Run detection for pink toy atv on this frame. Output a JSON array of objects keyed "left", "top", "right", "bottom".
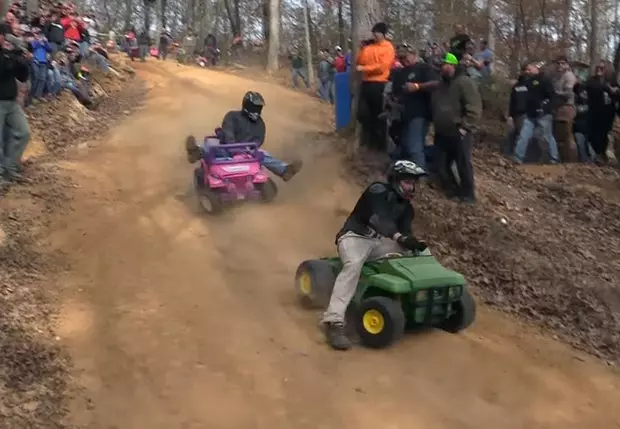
[{"left": 186, "top": 134, "right": 277, "bottom": 214}]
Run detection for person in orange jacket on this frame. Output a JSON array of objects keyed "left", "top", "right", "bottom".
[{"left": 355, "top": 22, "right": 395, "bottom": 152}]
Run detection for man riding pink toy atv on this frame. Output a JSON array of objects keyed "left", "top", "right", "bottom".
[{"left": 185, "top": 91, "right": 302, "bottom": 214}]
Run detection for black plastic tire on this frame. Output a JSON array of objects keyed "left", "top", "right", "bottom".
[
  {"left": 356, "top": 296, "right": 406, "bottom": 349},
  {"left": 294, "top": 259, "right": 337, "bottom": 309},
  {"left": 258, "top": 178, "right": 278, "bottom": 203},
  {"left": 440, "top": 289, "right": 477, "bottom": 333}
]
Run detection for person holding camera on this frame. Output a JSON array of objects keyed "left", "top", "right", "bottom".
[{"left": 0, "top": 23, "right": 31, "bottom": 183}]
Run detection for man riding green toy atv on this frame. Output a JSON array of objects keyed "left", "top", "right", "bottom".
[{"left": 294, "top": 160, "right": 476, "bottom": 350}]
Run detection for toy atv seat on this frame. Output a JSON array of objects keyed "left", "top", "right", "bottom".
[{"left": 295, "top": 253, "right": 476, "bottom": 349}]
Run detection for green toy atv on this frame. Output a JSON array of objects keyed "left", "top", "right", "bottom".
[{"left": 295, "top": 253, "right": 476, "bottom": 348}]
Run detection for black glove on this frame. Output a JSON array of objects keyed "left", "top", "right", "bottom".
[{"left": 397, "top": 235, "right": 427, "bottom": 252}]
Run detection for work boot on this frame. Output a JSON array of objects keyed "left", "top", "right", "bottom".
[
  {"left": 324, "top": 322, "right": 352, "bottom": 351},
  {"left": 281, "top": 160, "right": 302, "bottom": 182}
]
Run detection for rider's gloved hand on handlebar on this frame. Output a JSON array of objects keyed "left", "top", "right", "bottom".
[{"left": 397, "top": 235, "right": 427, "bottom": 253}]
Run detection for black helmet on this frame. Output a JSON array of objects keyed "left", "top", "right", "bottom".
[
  {"left": 242, "top": 91, "right": 265, "bottom": 121},
  {"left": 387, "top": 160, "right": 427, "bottom": 198}
]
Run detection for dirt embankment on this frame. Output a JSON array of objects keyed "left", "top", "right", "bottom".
[
  {"left": 343, "top": 128, "right": 620, "bottom": 366},
  {"left": 0, "top": 54, "right": 146, "bottom": 429}
]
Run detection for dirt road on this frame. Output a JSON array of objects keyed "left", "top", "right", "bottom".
[{"left": 48, "top": 62, "right": 620, "bottom": 429}]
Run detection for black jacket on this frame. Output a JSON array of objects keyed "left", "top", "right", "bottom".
[
  {"left": 337, "top": 182, "right": 414, "bottom": 243},
  {"left": 0, "top": 48, "right": 30, "bottom": 101},
  {"left": 44, "top": 21, "right": 65, "bottom": 44},
  {"left": 509, "top": 75, "right": 528, "bottom": 118},
  {"left": 584, "top": 76, "right": 616, "bottom": 121},
  {"left": 523, "top": 73, "right": 553, "bottom": 118},
  {"left": 221, "top": 110, "right": 266, "bottom": 146},
  {"left": 573, "top": 83, "right": 588, "bottom": 134}
]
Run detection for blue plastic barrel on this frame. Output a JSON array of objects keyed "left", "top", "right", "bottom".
[{"left": 334, "top": 72, "right": 352, "bottom": 131}]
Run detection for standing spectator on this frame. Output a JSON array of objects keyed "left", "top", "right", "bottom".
[
  {"left": 584, "top": 61, "right": 617, "bottom": 164},
  {"left": 512, "top": 61, "right": 560, "bottom": 165},
  {"left": 182, "top": 29, "right": 196, "bottom": 63},
  {"left": 356, "top": 22, "right": 395, "bottom": 152},
  {"left": 317, "top": 49, "right": 332, "bottom": 103},
  {"left": 503, "top": 64, "right": 529, "bottom": 156},
  {"left": 158, "top": 29, "right": 170, "bottom": 60},
  {"left": 61, "top": 12, "right": 83, "bottom": 46},
  {"left": 448, "top": 24, "right": 472, "bottom": 61},
  {"left": 344, "top": 39, "right": 352, "bottom": 71},
  {"left": 390, "top": 45, "right": 439, "bottom": 168},
  {"left": 289, "top": 48, "right": 309, "bottom": 89},
  {"left": 430, "top": 52, "right": 482, "bottom": 204},
  {"left": 230, "top": 32, "right": 242, "bottom": 62},
  {"left": 138, "top": 30, "right": 149, "bottom": 62},
  {"left": 44, "top": 12, "right": 64, "bottom": 53},
  {"left": 425, "top": 42, "right": 444, "bottom": 71},
  {"left": 29, "top": 28, "right": 52, "bottom": 103},
  {"left": 551, "top": 55, "right": 577, "bottom": 161},
  {"left": 474, "top": 40, "right": 493, "bottom": 77},
  {"left": 573, "top": 79, "right": 591, "bottom": 162},
  {"left": 333, "top": 46, "right": 347, "bottom": 73},
  {"left": 0, "top": 23, "right": 31, "bottom": 183}
]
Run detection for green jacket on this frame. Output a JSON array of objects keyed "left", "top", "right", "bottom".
[
  {"left": 431, "top": 70, "right": 482, "bottom": 134},
  {"left": 291, "top": 54, "right": 304, "bottom": 70}
]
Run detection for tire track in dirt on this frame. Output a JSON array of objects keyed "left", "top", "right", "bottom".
[{"left": 46, "top": 61, "right": 620, "bottom": 429}]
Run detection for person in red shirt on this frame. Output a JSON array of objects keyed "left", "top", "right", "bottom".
[
  {"left": 333, "top": 46, "right": 347, "bottom": 73},
  {"left": 61, "top": 14, "right": 83, "bottom": 43}
]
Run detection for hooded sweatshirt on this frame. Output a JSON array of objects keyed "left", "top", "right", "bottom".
[
  {"left": 430, "top": 68, "right": 482, "bottom": 135},
  {"left": 356, "top": 39, "right": 395, "bottom": 83}
]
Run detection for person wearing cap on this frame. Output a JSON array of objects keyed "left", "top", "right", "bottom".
[
  {"left": 355, "top": 22, "right": 395, "bottom": 152},
  {"left": 503, "top": 63, "right": 529, "bottom": 156},
  {"left": 430, "top": 52, "right": 481, "bottom": 204},
  {"left": 512, "top": 61, "right": 559, "bottom": 165},
  {"left": 551, "top": 55, "right": 577, "bottom": 161},
  {"left": 0, "top": 22, "right": 31, "bottom": 183},
  {"left": 448, "top": 24, "right": 472, "bottom": 61},
  {"left": 390, "top": 44, "right": 439, "bottom": 169},
  {"left": 333, "top": 46, "right": 347, "bottom": 73}
]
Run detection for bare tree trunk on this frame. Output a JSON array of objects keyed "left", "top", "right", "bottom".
[
  {"left": 589, "top": 0, "right": 598, "bottom": 67},
  {"left": 561, "top": 0, "right": 571, "bottom": 53},
  {"left": 487, "top": 0, "right": 495, "bottom": 73},
  {"left": 124, "top": 0, "right": 133, "bottom": 30},
  {"left": 303, "top": 0, "right": 315, "bottom": 85},
  {"left": 266, "top": 0, "right": 280, "bottom": 72},
  {"left": 154, "top": 0, "right": 162, "bottom": 43},
  {"left": 348, "top": 0, "right": 381, "bottom": 142},
  {"left": 263, "top": 0, "right": 270, "bottom": 41},
  {"left": 143, "top": 0, "right": 151, "bottom": 32},
  {"left": 338, "top": 0, "right": 345, "bottom": 48}
]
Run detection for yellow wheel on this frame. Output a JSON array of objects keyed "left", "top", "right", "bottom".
[
  {"left": 294, "top": 260, "right": 337, "bottom": 309},
  {"left": 356, "top": 296, "right": 405, "bottom": 348},
  {"left": 298, "top": 271, "right": 312, "bottom": 295},
  {"left": 362, "top": 309, "right": 385, "bottom": 334}
]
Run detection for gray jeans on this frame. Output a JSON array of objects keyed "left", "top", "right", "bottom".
[
  {"left": 321, "top": 231, "right": 431, "bottom": 324},
  {"left": 0, "top": 100, "right": 31, "bottom": 175}
]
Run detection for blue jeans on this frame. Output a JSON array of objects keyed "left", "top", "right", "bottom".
[
  {"left": 30, "top": 62, "right": 48, "bottom": 99},
  {"left": 46, "top": 67, "right": 62, "bottom": 95},
  {"left": 399, "top": 117, "right": 429, "bottom": 168},
  {"left": 292, "top": 68, "right": 309, "bottom": 88},
  {"left": 318, "top": 79, "right": 332, "bottom": 103},
  {"left": 92, "top": 52, "right": 110, "bottom": 72},
  {"left": 79, "top": 41, "right": 89, "bottom": 57},
  {"left": 514, "top": 115, "right": 559, "bottom": 163},
  {"left": 574, "top": 132, "right": 592, "bottom": 162},
  {"left": 260, "top": 150, "right": 287, "bottom": 176},
  {"left": 139, "top": 45, "right": 148, "bottom": 61}
]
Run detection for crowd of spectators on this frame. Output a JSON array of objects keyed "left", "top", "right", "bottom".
[{"left": 0, "top": 0, "right": 112, "bottom": 185}]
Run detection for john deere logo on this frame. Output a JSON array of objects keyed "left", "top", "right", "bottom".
[
  {"left": 533, "top": 80, "right": 539, "bottom": 86},
  {"left": 408, "top": 73, "right": 416, "bottom": 80},
  {"left": 433, "top": 290, "right": 442, "bottom": 299}
]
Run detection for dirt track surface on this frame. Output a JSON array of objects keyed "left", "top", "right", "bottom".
[{"left": 46, "top": 61, "right": 620, "bottom": 429}]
